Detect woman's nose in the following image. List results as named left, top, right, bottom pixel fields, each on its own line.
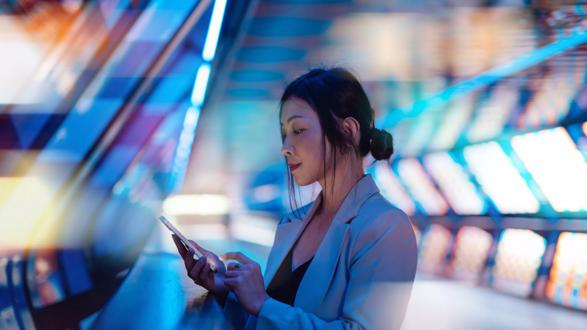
left=281, top=141, right=293, bottom=157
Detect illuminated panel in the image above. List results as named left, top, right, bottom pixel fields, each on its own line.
left=418, top=224, right=452, bottom=274
left=373, top=162, right=415, bottom=215
left=450, top=226, right=492, bottom=280
left=429, top=95, right=476, bottom=151
left=492, top=229, right=546, bottom=296
left=511, top=127, right=587, bottom=212
left=463, top=142, right=540, bottom=214
left=423, top=153, right=486, bottom=215
left=522, top=72, right=584, bottom=128
left=467, top=83, right=519, bottom=143
left=402, top=108, right=443, bottom=156
left=546, top=232, right=587, bottom=310
left=397, top=159, right=448, bottom=215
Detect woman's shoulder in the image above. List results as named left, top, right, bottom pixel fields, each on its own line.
left=349, top=193, right=415, bottom=242
left=355, top=193, right=410, bottom=224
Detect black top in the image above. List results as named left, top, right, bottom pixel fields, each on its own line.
left=266, top=249, right=313, bottom=306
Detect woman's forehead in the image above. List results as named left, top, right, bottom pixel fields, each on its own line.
left=281, top=98, right=317, bottom=123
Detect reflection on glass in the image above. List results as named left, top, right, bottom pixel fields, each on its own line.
left=27, top=251, right=66, bottom=308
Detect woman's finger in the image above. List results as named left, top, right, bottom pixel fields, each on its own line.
left=224, top=270, right=244, bottom=278
left=223, top=277, right=240, bottom=288
left=173, top=236, right=197, bottom=272
left=226, top=262, right=242, bottom=271
left=188, top=257, right=206, bottom=280
left=172, top=235, right=189, bottom=257
left=222, top=252, right=253, bottom=265
left=202, top=259, right=211, bottom=274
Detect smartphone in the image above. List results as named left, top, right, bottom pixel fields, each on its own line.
left=159, top=215, right=217, bottom=272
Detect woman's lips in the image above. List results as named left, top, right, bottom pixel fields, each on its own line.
left=289, top=163, right=301, bottom=171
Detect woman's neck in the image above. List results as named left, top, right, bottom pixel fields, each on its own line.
left=317, top=155, right=364, bottom=218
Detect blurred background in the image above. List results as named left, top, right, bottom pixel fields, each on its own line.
left=0, top=0, right=586, bottom=329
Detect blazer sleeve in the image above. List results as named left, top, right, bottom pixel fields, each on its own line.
left=255, top=209, right=418, bottom=330
left=223, top=291, right=251, bottom=328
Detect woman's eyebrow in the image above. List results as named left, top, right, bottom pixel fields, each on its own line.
left=280, top=115, right=304, bottom=126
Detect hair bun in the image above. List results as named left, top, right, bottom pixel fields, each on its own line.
left=370, top=128, right=394, bottom=160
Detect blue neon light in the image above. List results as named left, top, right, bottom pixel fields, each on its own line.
left=190, top=63, right=211, bottom=107
left=202, top=0, right=227, bottom=61
left=378, top=28, right=587, bottom=128
left=169, top=106, right=201, bottom=191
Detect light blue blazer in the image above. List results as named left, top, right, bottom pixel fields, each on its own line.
left=222, top=174, right=418, bottom=329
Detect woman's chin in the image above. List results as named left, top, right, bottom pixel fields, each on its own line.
left=293, top=176, right=312, bottom=186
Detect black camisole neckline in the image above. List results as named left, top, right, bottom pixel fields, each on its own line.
left=266, top=249, right=314, bottom=306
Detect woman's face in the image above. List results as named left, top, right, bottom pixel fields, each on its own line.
left=280, top=97, right=331, bottom=186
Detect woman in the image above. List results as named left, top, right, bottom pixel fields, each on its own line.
left=173, top=68, right=418, bottom=329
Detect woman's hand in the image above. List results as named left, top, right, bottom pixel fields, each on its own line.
left=221, top=252, right=269, bottom=316
left=172, top=235, right=227, bottom=298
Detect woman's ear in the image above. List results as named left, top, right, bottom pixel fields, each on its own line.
left=342, top=117, right=361, bottom=144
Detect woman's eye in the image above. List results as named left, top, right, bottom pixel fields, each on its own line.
left=293, top=128, right=304, bottom=135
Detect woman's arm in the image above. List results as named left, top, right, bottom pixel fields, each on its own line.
left=221, top=291, right=252, bottom=328
left=255, top=209, right=418, bottom=330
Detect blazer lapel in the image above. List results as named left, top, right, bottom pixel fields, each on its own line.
left=263, top=194, right=323, bottom=288
left=294, top=175, right=380, bottom=310
left=294, top=222, right=351, bottom=311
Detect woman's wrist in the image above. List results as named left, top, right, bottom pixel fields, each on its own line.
left=251, top=293, right=270, bottom=316
left=215, top=290, right=229, bottom=307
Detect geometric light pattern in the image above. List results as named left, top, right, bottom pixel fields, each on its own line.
left=397, top=158, right=449, bottom=215
left=450, top=226, right=493, bottom=280
left=546, top=232, right=587, bottom=310
left=511, top=127, right=587, bottom=212
left=418, top=224, right=452, bottom=274
left=424, top=152, right=486, bottom=215
left=467, top=84, right=519, bottom=143
left=373, top=162, right=415, bottom=215
left=429, top=95, right=476, bottom=151
left=463, top=141, right=540, bottom=214
left=522, top=73, right=584, bottom=128
left=492, top=229, right=546, bottom=297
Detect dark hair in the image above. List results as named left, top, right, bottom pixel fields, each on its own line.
left=280, top=67, right=393, bottom=214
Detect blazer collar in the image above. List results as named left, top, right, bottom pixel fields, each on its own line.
left=264, top=174, right=380, bottom=294
left=283, top=174, right=380, bottom=227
